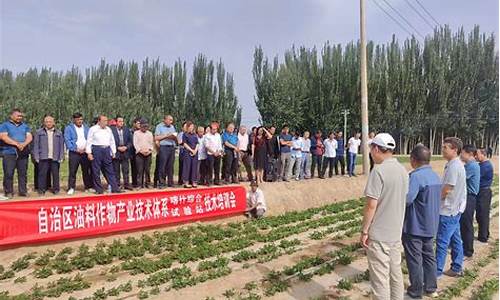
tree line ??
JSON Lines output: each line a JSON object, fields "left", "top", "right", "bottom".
{"left": 0, "top": 54, "right": 242, "bottom": 129}
{"left": 253, "top": 25, "right": 499, "bottom": 154}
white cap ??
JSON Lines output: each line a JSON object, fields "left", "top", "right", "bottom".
{"left": 370, "top": 133, "right": 396, "bottom": 150}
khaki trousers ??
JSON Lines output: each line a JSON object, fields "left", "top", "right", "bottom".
{"left": 367, "top": 240, "right": 404, "bottom": 300}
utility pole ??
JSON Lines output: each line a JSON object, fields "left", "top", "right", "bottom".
{"left": 360, "top": 0, "right": 370, "bottom": 174}
{"left": 342, "top": 109, "right": 350, "bottom": 146}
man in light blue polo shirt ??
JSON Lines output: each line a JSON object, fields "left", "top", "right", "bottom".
{"left": 0, "top": 108, "right": 33, "bottom": 198}
{"left": 154, "top": 115, "right": 177, "bottom": 188}
{"left": 436, "top": 137, "right": 466, "bottom": 278}
{"left": 459, "top": 144, "right": 480, "bottom": 258}
{"left": 222, "top": 122, "right": 239, "bottom": 184}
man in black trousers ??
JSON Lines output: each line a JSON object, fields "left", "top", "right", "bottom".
{"left": 111, "top": 116, "right": 133, "bottom": 190}
{"left": 129, "top": 117, "right": 142, "bottom": 188}
{"left": 86, "top": 115, "right": 122, "bottom": 194}
{"left": 64, "top": 112, "right": 93, "bottom": 195}
{"left": 154, "top": 115, "right": 178, "bottom": 188}
{"left": 475, "top": 147, "right": 494, "bottom": 243}
{"left": 0, "top": 108, "right": 32, "bottom": 198}
{"left": 32, "top": 115, "right": 65, "bottom": 195}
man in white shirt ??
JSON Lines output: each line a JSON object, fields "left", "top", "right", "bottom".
{"left": 347, "top": 132, "right": 361, "bottom": 177}
{"left": 203, "top": 121, "right": 224, "bottom": 185}
{"left": 197, "top": 126, "right": 208, "bottom": 185}
{"left": 246, "top": 180, "right": 266, "bottom": 218}
{"left": 86, "top": 115, "right": 121, "bottom": 194}
{"left": 321, "top": 132, "right": 338, "bottom": 178}
{"left": 300, "top": 131, "right": 312, "bottom": 179}
{"left": 237, "top": 126, "right": 253, "bottom": 182}
{"left": 288, "top": 131, "right": 304, "bottom": 181}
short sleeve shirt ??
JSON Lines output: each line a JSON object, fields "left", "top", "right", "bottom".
{"left": 348, "top": 137, "right": 361, "bottom": 154}
{"left": 183, "top": 132, "right": 198, "bottom": 150}
{"left": 302, "top": 138, "right": 311, "bottom": 152}
{"left": 222, "top": 131, "right": 238, "bottom": 149}
{"left": 364, "top": 157, "right": 409, "bottom": 243}
{"left": 323, "top": 138, "right": 338, "bottom": 158}
{"left": 441, "top": 157, "right": 467, "bottom": 216}
{"left": 279, "top": 134, "right": 292, "bottom": 153}
{"left": 198, "top": 135, "right": 207, "bottom": 160}
{"left": 154, "top": 123, "right": 176, "bottom": 146}
{"left": 464, "top": 160, "right": 480, "bottom": 195}
{"left": 290, "top": 137, "right": 303, "bottom": 157}
{"left": 0, "top": 121, "right": 31, "bottom": 155}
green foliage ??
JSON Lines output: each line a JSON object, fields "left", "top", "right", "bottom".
{"left": 138, "top": 290, "right": 149, "bottom": 299}
{"left": 11, "top": 253, "right": 36, "bottom": 272}
{"left": 470, "top": 277, "right": 499, "bottom": 300}
{"left": 0, "top": 270, "right": 14, "bottom": 280}
{"left": 337, "top": 278, "right": 353, "bottom": 290}
{"left": 0, "top": 56, "right": 241, "bottom": 132}
{"left": 14, "top": 276, "right": 27, "bottom": 284}
{"left": 254, "top": 25, "right": 499, "bottom": 154}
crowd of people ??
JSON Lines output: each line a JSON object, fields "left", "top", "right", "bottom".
{"left": 0, "top": 108, "right": 497, "bottom": 298}
{"left": 0, "top": 108, "right": 367, "bottom": 199}
{"left": 360, "top": 134, "right": 494, "bottom": 299}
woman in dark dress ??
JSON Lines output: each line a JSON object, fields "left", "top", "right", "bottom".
{"left": 252, "top": 127, "right": 268, "bottom": 184}
{"left": 182, "top": 121, "right": 199, "bottom": 188}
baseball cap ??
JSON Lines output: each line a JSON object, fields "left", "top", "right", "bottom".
{"left": 370, "top": 133, "right": 396, "bottom": 150}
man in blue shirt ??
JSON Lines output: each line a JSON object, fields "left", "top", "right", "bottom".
{"left": 154, "top": 115, "right": 178, "bottom": 188}
{"left": 279, "top": 125, "right": 293, "bottom": 181}
{"left": 222, "top": 122, "right": 239, "bottom": 184}
{"left": 459, "top": 144, "right": 480, "bottom": 258}
{"left": 334, "top": 130, "right": 346, "bottom": 176}
{"left": 475, "top": 147, "right": 494, "bottom": 243}
{"left": 403, "top": 145, "right": 441, "bottom": 299}
{"left": 64, "top": 112, "right": 93, "bottom": 195}
{"left": 0, "top": 108, "right": 33, "bottom": 198}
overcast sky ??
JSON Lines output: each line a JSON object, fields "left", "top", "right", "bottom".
{"left": 1, "top": 0, "right": 498, "bottom": 125}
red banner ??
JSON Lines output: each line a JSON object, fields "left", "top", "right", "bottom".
{"left": 0, "top": 186, "right": 246, "bottom": 247}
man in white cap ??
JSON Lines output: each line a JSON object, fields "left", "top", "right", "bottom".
{"left": 360, "top": 133, "right": 409, "bottom": 300}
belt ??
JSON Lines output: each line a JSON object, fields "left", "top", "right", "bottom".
{"left": 92, "top": 145, "right": 110, "bottom": 149}
{"left": 160, "top": 144, "right": 174, "bottom": 147}
{"left": 302, "top": 151, "right": 310, "bottom": 153}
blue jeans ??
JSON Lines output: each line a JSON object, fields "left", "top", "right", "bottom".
{"left": 300, "top": 153, "right": 311, "bottom": 179}
{"left": 348, "top": 152, "right": 357, "bottom": 176}
{"left": 435, "top": 214, "right": 464, "bottom": 276}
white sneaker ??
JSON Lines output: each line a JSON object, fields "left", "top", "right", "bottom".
{"left": 426, "top": 291, "right": 439, "bottom": 298}
{"left": 0, "top": 195, "right": 8, "bottom": 201}
{"left": 85, "top": 188, "right": 96, "bottom": 193}
{"left": 107, "top": 186, "right": 112, "bottom": 193}
{"left": 67, "top": 188, "right": 75, "bottom": 195}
